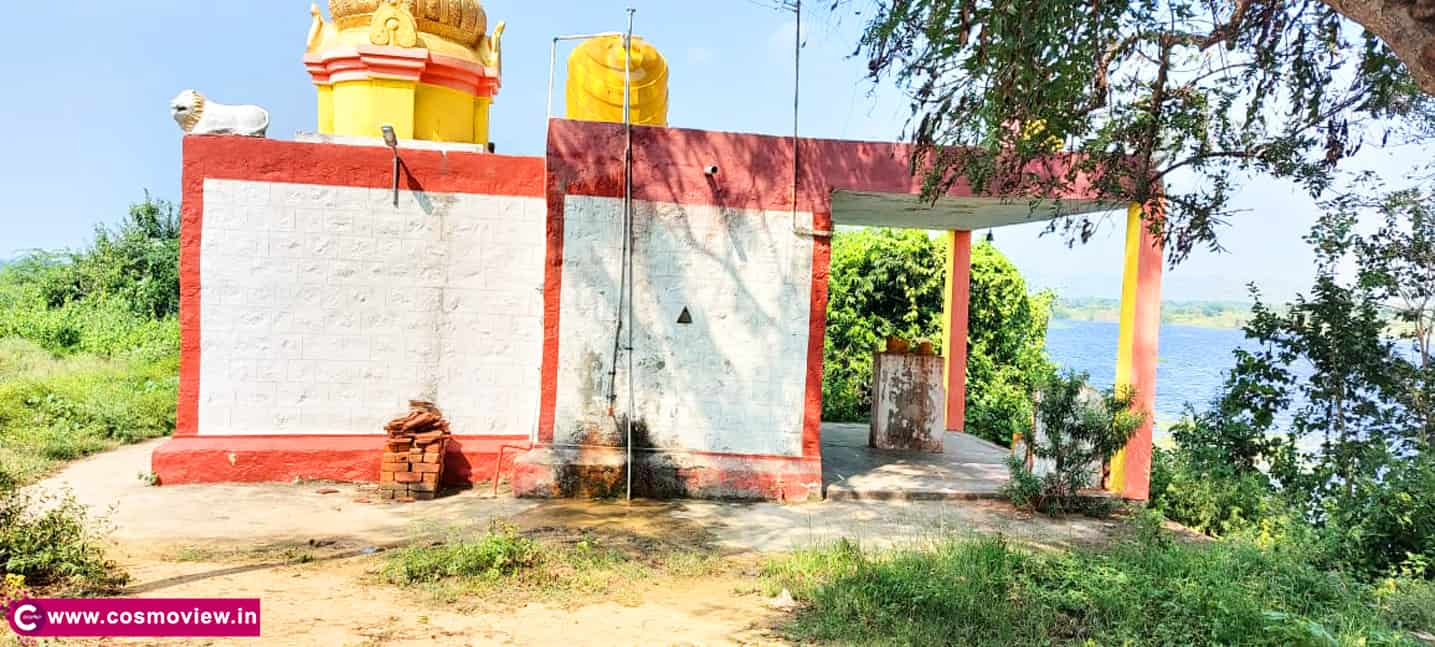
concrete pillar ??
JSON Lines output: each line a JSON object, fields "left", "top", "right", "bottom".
{"left": 941, "top": 230, "right": 973, "bottom": 432}
{"left": 1108, "top": 202, "right": 1163, "bottom": 500}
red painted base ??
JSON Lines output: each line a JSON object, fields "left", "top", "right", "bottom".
{"left": 151, "top": 435, "right": 530, "bottom": 486}
{"left": 510, "top": 445, "right": 823, "bottom": 501}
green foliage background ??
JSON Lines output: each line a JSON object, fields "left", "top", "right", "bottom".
{"left": 0, "top": 197, "right": 180, "bottom": 485}
{"left": 821, "top": 228, "right": 1054, "bottom": 446}
{"left": 1150, "top": 187, "right": 1435, "bottom": 581}
{"left": 0, "top": 196, "right": 181, "bottom": 591}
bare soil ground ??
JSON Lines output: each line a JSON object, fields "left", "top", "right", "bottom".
{"left": 33, "top": 440, "right": 1131, "bottom": 646}
{"left": 96, "top": 540, "right": 783, "bottom": 646}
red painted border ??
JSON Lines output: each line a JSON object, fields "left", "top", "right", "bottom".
{"left": 153, "top": 435, "right": 526, "bottom": 485}
{"left": 545, "top": 119, "right": 1104, "bottom": 212}
{"left": 176, "top": 141, "right": 205, "bottom": 437}
{"left": 181, "top": 136, "right": 543, "bottom": 197}
{"left": 176, "top": 135, "right": 544, "bottom": 441}
{"left": 511, "top": 445, "right": 824, "bottom": 501}
{"left": 800, "top": 211, "right": 832, "bottom": 457}
{"left": 537, "top": 161, "right": 566, "bottom": 444}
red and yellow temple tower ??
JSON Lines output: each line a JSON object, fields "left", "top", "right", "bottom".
{"left": 302, "top": 0, "right": 504, "bottom": 145}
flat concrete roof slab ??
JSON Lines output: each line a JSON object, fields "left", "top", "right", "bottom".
{"left": 830, "top": 190, "right": 1116, "bottom": 230}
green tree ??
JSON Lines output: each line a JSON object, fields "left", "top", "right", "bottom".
{"left": 0, "top": 195, "right": 180, "bottom": 357}
{"left": 850, "top": 0, "right": 1435, "bottom": 263}
{"left": 1153, "top": 186, "right": 1435, "bottom": 576}
{"left": 8, "top": 195, "right": 180, "bottom": 320}
{"left": 823, "top": 229, "right": 1055, "bottom": 446}
{"left": 823, "top": 229, "right": 946, "bottom": 422}
{"left": 966, "top": 242, "right": 1056, "bottom": 446}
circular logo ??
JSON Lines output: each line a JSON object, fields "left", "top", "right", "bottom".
{"left": 9, "top": 600, "right": 43, "bottom": 634}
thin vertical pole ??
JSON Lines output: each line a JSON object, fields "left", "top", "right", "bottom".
{"left": 546, "top": 38, "right": 558, "bottom": 120}
{"left": 623, "top": 8, "right": 636, "bottom": 503}
{"left": 791, "top": 0, "right": 800, "bottom": 219}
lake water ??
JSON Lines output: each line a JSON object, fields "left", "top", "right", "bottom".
{"left": 1045, "top": 319, "right": 1253, "bottom": 431}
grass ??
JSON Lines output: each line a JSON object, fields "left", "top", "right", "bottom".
{"left": 0, "top": 337, "right": 177, "bottom": 484}
{"left": 165, "top": 542, "right": 325, "bottom": 565}
{"left": 761, "top": 525, "right": 1431, "bottom": 646}
{"left": 381, "top": 523, "right": 729, "bottom": 605}
{"left": 0, "top": 487, "right": 129, "bottom": 595}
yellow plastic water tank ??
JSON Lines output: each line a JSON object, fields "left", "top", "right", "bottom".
{"left": 566, "top": 35, "right": 668, "bottom": 126}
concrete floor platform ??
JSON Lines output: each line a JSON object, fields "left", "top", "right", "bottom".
{"left": 821, "top": 422, "right": 1011, "bottom": 500}
{"left": 43, "top": 438, "right": 1118, "bottom": 556}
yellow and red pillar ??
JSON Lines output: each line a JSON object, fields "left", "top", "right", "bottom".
{"left": 941, "top": 230, "right": 973, "bottom": 432}
{"left": 1108, "top": 202, "right": 1163, "bottom": 500}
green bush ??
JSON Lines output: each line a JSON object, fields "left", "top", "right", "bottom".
{"left": 823, "top": 229, "right": 1055, "bottom": 445}
{"left": 1380, "top": 577, "right": 1435, "bottom": 635}
{"left": 1150, "top": 443, "right": 1281, "bottom": 536}
{"left": 1004, "top": 371, "right": 1141, "bottom": 514}
{"left": 964, "top": 243, "right": 1056, "bottom": 446}
{"left": 3, "top": 197, "right": 180, "bottom": 321}
{"left": 0, "top": 292, "right": 178, "bottom": 360}
{"left": 1320, "top": 455, "right": 1435, "bottom": 579}
{"left": 0, "top": 486, "right": 127, "bottom": 593}
{"left": 763, "top": 532, "right": 1419, "bottom": 646}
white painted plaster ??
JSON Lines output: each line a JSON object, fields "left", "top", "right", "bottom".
{"left": 198, "top": 179, "right": 544, "bottom": 436}
{"left": 554, "top": 196, "right": 815, "bottom": 457}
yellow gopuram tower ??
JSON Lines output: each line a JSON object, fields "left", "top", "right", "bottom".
{"left": 303, "top": 0, "right": 503, "bottom": 146}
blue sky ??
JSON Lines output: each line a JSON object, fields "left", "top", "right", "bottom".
{"left": 1, "top": 1, "right": 1428, "bottom": 301}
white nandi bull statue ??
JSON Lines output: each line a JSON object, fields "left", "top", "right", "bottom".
{"left": 169, "top": 90, "right": 269, "bottom": 137}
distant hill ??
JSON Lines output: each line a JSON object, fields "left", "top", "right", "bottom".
{"left": 1052, "top": 297, "right": 1252, "bottom": 329}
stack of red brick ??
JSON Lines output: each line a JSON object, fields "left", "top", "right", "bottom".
{"left": 379, "top": 401, "right": 450, "bottom": 501}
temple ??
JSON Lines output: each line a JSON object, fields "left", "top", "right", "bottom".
{"left": 151, "top": 0, "right": 1163, "bottom": 500}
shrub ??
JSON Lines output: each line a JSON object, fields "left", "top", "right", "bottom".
{"left": 1149, "top": 444, "right": 1280, "bottom": 536}
{"left": 1004, "top": 370, "right": 1142, "bottom": 514}
{"left": 0, "top": 486, "right": 126, "bottom": 593}
{"left": 0, "top": 194, "right": 180, "bottom": 360}
{"left": 3, "top": 197, "right": 179, "bottom": 321}
{"left": 1380, "top": 577, "right": 1435, "bottom": 635}
{"left": 1000, "top": 456, "right": 1042, "bottom": 511}
{"left": 1320, "top": 455, "right": 1435, "bottom": 579}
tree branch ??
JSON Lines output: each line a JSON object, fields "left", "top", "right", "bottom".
{"left": 1318, "top": 0, "right": 1435, "bottom": 94}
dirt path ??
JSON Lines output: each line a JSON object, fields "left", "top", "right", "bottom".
{"left": 101, "top": 545, "right": 783, "bottom": 647}
{"left": 34, "top": 441, "right": 1128, "bottom": 645}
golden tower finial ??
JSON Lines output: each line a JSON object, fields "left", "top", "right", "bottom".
{"left": 368, "top": 0, "right": 418, "bottom": 47}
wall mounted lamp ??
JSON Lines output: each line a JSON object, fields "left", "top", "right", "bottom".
{"left": 381, "top": 124, "right": 399, "bottom": 207}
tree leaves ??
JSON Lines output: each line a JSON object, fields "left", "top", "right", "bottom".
{"left": 851, "top": 0, "right": 1435, "bottom": 264}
